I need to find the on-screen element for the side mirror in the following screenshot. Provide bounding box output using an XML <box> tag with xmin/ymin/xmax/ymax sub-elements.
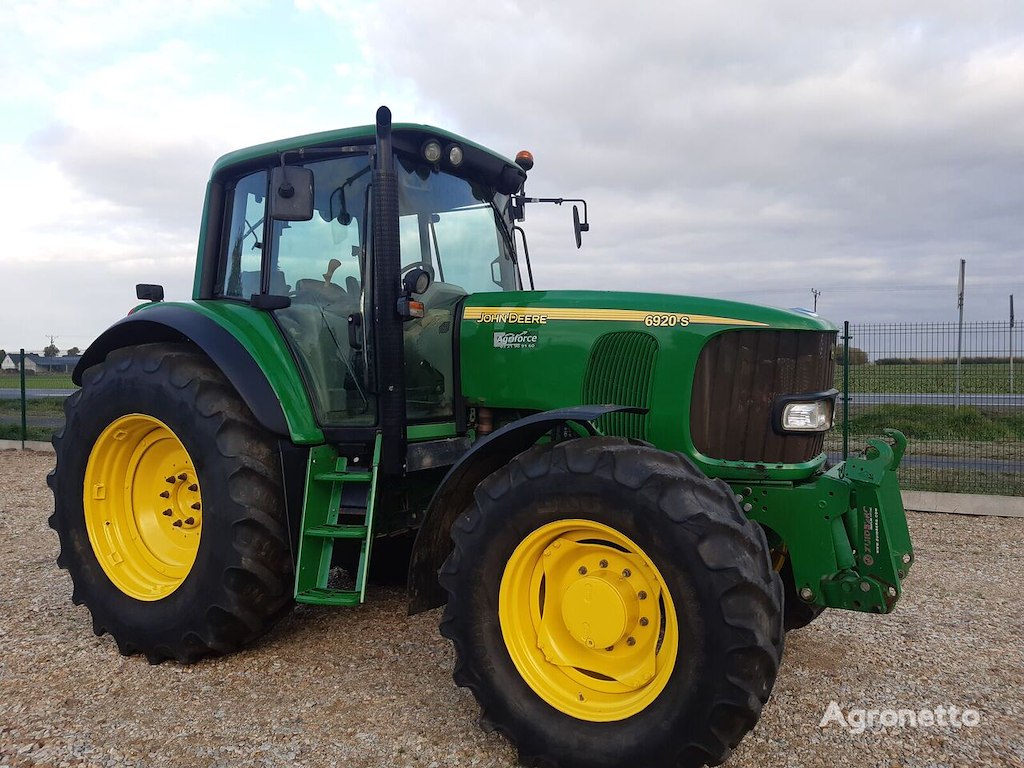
<box><xmin>136</xmin><ymin>283</ymin><xmax>164</xmax><ymax>302</ymax></box>
<box><xmin>572</xmin><ymin>204</ymin><xmax>589</xmax><ymax>249</ymax></box>
<box><xmin>269</xmin><ymin>165</ymin><xmax>314</xmax><ymax>222</ymax></box>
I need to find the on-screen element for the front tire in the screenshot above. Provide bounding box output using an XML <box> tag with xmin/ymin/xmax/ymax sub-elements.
<box><xmin>48</xmin><ymin>343</ymin><xmax>293</xmax><ymax>663</ymax></box>
<box><xmin>439</xmin><ymin>437</ymin><xmax>784</xmax><ymax>768</ymax></box>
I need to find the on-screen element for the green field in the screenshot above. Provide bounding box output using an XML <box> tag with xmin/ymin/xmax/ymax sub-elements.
<box><xmin>0</xmin><ymin>398</ymin><xmax>65</xmax><ymax>417</ymax></box>
<box><xmin>0</xmin><ymin>373</ymin><xmax>77</xmax><ymax>389</ymax></box>
<box><xmin>0</xmin><ymin>424</ymin><xmax>54</xmax><ymax>441</ymax></box>
<box><xmin>838</xmin><ymin>405</ymin><xmax>1024</xmax><ymax>441</ymax></box>
<box><xmin>836</xmin><ymin>362</ymin><xmax>1018</xmax><ymax>395</ymax></box>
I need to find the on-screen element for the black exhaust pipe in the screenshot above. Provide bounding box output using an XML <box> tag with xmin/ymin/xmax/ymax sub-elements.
<box><xmin>372</xmin><ymin>106</ymin><xmax>407</xmax><ymax>476</ymax></box>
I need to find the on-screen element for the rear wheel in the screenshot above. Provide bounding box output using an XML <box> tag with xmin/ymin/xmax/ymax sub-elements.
<box><xmin>48</xmin><ymin>343</ymin><xmax>293</xmax><ymax>663</ymax></box>
<box><xmin>440</xmin><ymin>437</ymin><xmax>784</xmax><ymax>768</ymax></box>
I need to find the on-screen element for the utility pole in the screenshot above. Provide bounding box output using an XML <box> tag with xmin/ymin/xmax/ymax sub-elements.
<box><xmin>1011</xmin><ymin>294</ymin><xmax>1015</xmax><ymax>394</ymax></box>
<box><xmin>811</xmin><ymin>288</ymin><xmax>821</xmax><ymax>313</ymax></box>
<box><xmin>954</xmin><ymin>259</ymin><xmax>965</xmax><ymax>413</ymax></box>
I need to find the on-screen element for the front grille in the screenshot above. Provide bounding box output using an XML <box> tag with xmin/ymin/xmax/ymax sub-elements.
<box><xmin>690</xmin><ymin>329</ymin><xmax>836</xmax><ymax>463</ymax></box>
<box><xmin>582</xmin><ymin>331</ymin><xmax>659</xmax><ymax>440</ymax></box>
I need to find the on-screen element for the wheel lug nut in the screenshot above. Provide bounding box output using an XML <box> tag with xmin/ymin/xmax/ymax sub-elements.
<box><xmin>638</xmin><ymin>590</ymin><xmax>648</xmax><ymax>600</ymax></box>
<box><xmin>172</xmin><ymin>520</ymin><xmax>183</xmax><ymax>527</ymax></box>
<box><xmin>184</xmin><ymin>517</ymin><xmax>195</xmax><ymax>525</ymax></box>
<box><xmin>191</xmin><ymin>502</ymin><xmax>201</xmax><ymax>510</ymax></box>
<box><xmin>159</xmin><ymin>490</ymin><xmax>170</xmax><ymax>499</ymax></box>
<box><xmin>599</xmin><ymin>559</ymin><xmax>608</xmax><ymax>569</ymax></box>
<box><xmin>177</xmin><ymin>473</ymin><xmax>188</xmax><ymax>481</ymax></box>
<box><xmin>639</xmin><ymin>617</ymin><xmax>649</xmax><ymax>627</ymax></box>
<box><xmin>162</xmin><ymin>509</ymin><xmax>173</xmax><ymax>517</ymax></box>
<box><xmin>626</xmin><ymin>637</ymin><xmax>636</xmax><ymax>646</ymax></box>
<box><xmin>165</xmin><ymin>476</ymin><xmax>176</xmax><ymax>484</ymax></box>
<box><xmin>578</xmin><ymin>566</ymin><xmax>588</xmax><ymax>575</ymax></box>
<box><xmin>622</xmin><ymin>568</ymin><xmax>632</xmax><ymax>578</ymax></box>
<box><xmin>188</xmin><ymin>484</ymin><xmax>199</xmax><ymax>492</ymax></box>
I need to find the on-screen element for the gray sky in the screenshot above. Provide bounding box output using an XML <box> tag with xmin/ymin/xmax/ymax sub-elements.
<box><xmin>2</xmin><ymin>0</ymin><xmax>1022</xmax><ymax>353</ymax></box>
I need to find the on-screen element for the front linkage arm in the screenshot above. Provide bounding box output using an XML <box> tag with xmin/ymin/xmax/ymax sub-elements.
<box><xmin>740</xmin><ymin>429</ymin><xmax>914</xmax><ymax>615</ymax></box>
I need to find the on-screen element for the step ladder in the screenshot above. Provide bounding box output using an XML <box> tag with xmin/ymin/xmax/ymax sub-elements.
<box><xmin>294</xmin><ymin>434</ymin><xmax>381</xmax><ymax>606</ymax></box>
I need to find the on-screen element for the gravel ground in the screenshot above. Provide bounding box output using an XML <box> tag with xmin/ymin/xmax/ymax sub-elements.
<box><xmin>1</xmin><ymin>448</ymin><xmax>1022</xmax><ymax>768</ymax></box>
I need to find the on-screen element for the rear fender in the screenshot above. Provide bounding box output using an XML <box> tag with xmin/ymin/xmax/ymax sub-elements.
<box><xmin>75</xmin><ymin>303</ymin><xmax>320</xmax><ymax>442</ymax></box>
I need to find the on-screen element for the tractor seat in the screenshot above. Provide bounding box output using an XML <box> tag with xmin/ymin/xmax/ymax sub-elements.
<box><xmin>294</xmin><ymin>278</ymin><xmax>347</xmax><ymax>306</ymax></box>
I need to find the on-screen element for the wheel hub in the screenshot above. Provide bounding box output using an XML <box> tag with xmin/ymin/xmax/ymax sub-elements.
<box><xmin>84</xmin><ymin>414</ymin><xmax>203</xmax><ymax>601</ymax></box>
<box><xmin>499</xmin><ymin>519</ymin><xmax>679</xmax><ymax>722</ymax></box>
<box><xmin>561</xmin><ymin>572</ymin><xmax>635</xmax><ymax>649</ymax></box>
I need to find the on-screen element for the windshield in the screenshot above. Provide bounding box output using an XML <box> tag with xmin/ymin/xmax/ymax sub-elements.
<box><xmin>396</xmin><ymin>156</ymin><xmax>519</xmax><ymax>294</ymax></box>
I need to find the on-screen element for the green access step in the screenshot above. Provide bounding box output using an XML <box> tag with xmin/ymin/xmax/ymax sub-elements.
<box><xmin>294</xmin><ymin>588</ymin><xmax>361</xmax><ymax>607</ymax></box>
<box><xmin>303</xmin><ymin>524</ymin><xmax>368</xmax><ymax>539</ymax></box>
<box><xmin>294</xmin><ymin>435</ymin><xmax>381</xmax><ymax>607</ymax></box>
<box><xmin>313</xmin><ymin>471</ymin><xmax>373</xmax><ymax>483</ymax></box>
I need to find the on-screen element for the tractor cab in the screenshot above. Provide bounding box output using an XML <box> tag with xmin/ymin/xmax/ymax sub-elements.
<box><xmin>209</xmin><ymin>119</ymin><xmax>525</xmax><ymax>433</ymax></box>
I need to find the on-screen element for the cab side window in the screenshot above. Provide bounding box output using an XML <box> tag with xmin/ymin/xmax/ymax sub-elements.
<box><xmin>216</xmin><ymin>171</ymin><xmax>267</xmax><ymax>299</ymax></box>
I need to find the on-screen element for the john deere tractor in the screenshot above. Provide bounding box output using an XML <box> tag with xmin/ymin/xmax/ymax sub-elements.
<box><xmin>49</xmin><ymin>107</ymin><xmax>912</xmax><ymax>768</ymax></box>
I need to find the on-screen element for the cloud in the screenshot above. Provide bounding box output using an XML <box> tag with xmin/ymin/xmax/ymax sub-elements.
<box><xmin>2</xmin><ymin>0</ymin><xmax>1023</xmax><ymax>352</ymax></box>
<box><xmin>352</xmin><ymin>1</ymin><xmax>1024</xmax><ymax>322</ymax></box>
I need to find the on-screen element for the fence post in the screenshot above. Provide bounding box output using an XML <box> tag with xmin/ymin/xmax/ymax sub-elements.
<box><xmin>955</xmin><ymin>259</ymin><xmax>965</xmax><ymax>412</ymax></box>
<box><xmin>19</xmin><ymin>348</ymin><xmax>27</xmax><ymax>448</ymax></box>
<box><xmin>842</xmin><ymin>321</ymin><xmax>850</xmax><ymax>461</ymax></box>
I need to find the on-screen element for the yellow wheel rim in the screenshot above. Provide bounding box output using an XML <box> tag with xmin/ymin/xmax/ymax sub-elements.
<box><xmin>499</xmin><ymin>519</ymin><xmax>679</xmax><ymax>722</ymax></box>
<box><xmin>83</xmin><ymin>414</ymin><xmax>203</xmax><ymax>601</ymax></box>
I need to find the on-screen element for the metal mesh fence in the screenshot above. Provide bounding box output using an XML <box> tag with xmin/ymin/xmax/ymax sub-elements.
<box><xmin>828</xmin><ymin>321</ymin><xmax>1023</xmax><ymax>497</ymax></box>
<box><xmin>5</xmin><ymin>327</ymin><xmax>1023</xmax><ymax>497</ymax></box>
<box><xmin>0</xmin><ymin>350</ymin><xmax>73</xmax><ymax>444</ymax></box>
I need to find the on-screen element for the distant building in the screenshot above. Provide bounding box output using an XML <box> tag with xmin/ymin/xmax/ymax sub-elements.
<box><xmin>1</xmin><ymin>353</ymin><xmax>81</xmax><ymax>373</ymax></box>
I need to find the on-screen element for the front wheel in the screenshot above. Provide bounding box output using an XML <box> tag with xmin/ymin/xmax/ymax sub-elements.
<box><xmin>440</xmin><ymin>437</ymin><xmax>784</xmax><ymax>768</ymax></box>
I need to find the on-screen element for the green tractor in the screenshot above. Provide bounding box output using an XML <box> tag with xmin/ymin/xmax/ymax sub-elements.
<box><xmin>49</xmin><ymin>107</ymin><xmax>912</xmax><ymax>768</ymax></box>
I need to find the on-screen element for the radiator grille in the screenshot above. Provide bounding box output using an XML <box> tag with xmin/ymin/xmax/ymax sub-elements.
<box><xmin>581</xmin><ymin>332</ymin><xmax>659</xmax><ymax>440</ymax></box>
<box><xmin>690</xmin><ymin>330</ymin><xmax>837</xmax><ymax>463</ymax></box>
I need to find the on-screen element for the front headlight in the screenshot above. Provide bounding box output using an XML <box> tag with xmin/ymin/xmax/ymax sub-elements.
<box><xmin>772</xmin><ymin>390</ymin><xmax>838</xmax><ymax>434</ymax></box>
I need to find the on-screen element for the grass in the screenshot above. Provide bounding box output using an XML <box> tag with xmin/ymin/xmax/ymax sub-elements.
<box><xmin>0</xmin><ymin>398</ymin><xmax>65</xmax><ymax>417</ymax></box>
<box><xmin>836</xmin><ymin>362</ymin><xmax>1018</xmax><ymax>395</ymax></box>
<box><xmin>839</xmin><ymin>405</ymin><xmax>1024</xmax><ymax>442</ymax></box>
<box><xmin>0</xmin><ymin>424</ymin><xmax>55</xmax><ymax>441</ymax></box>
<box><xmin>0</xmin><ymin>373</ymin><xmax>77</xmax><ymax>390</ymax></box>
<box><xmin>827</xmin><ymin>404</ymin><xmax>1022</xmax><ymax>496</ymax></box>
<box><xmin>894</xmin><ymin>466</ymin><xmax>1024</xmax><ymax>497</ymax></box>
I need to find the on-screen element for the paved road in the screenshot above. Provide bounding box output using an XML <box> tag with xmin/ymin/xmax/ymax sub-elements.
<box><xmin>0</xmin><ymin>388</ymin><xmax>75</xmax><ymax>399</ymax></box>
<box><xmin>846</xmin><ymin>393</ymin><xmax>1024</xmax><ymax>407</ymax></box>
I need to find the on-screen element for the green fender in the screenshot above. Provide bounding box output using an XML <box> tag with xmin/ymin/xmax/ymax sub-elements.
<box><xmin>74</xmin><ymin>300</ymin><xmax>324</xmax><ymax>445</ymax></box>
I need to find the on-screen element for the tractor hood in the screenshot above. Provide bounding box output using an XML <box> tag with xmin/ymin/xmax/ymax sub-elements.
<box><xmin>459</xmin><ymin>290</ymin><xmax>838</xmax><ymax>473</ymax></box>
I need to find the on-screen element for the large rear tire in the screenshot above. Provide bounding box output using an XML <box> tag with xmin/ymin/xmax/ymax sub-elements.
<box><xmin>439</xmin><ymin>437</ymin><xmax>784</xmax><ymax>768</ymax></box>
<box><xmin>48</xmin><ymin>343</ymin><xmax>293</xmax><ymax>663</ymax></box>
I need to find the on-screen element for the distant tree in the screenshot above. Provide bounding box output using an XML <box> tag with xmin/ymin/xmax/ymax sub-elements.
<box><xmin>66</xmin><ymin>346</ymin><xmax>81</xmax><ymax>356</ymax></box>
<box><xmin>843</xmin><ymin>346</ymin><xmax>869</xmax><ymax>365</ymax></box>
<box><xmin>0</xmin><ymin>349</ymin><xmax>6</xmax><ymax>365</ymax></box>
<box><xmin>43</xmin><ymin>343</ymin><xmax>59</xmax><ymax>358</ymax></box>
